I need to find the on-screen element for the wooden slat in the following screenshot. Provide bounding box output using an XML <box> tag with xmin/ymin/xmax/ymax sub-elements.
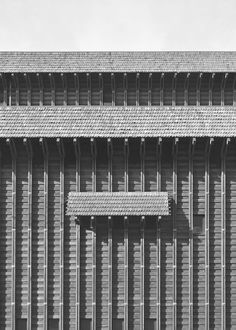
<box><xmin>87</xmin><ymin>73</ymin><xmax>91</xmax><ymax>106</ymax></box>
<box><xmin>39</xmin><ymin>138</ymin><xmax>48</xmax><ymax>330</ymax></box>
<box><xmin>221</xmin><ymin>138</ymin><xmax>230</xmax><ymax>329</ymax></box>
<box><xmin>57</xmin><ymin>139</ymin><xmax>65</xmax><ymax>330</ymax></box>
<box><xmin>23</xmin><ymin>139</ymin><xmax>32</xmax><ymax>330</ymax></box>
<box><xmin>205</xmin><ymin>138</ymin><xmax>213</xmax><ymax>330</ymax></box>
<box><xmin>107</xmin><ymin>138</ymin><xmax>112</xmax><ymax>329</ymax></box>
<box><xmin>160</xmin><ymin>73</ymin><xmax>164</xmax><ymax>106</ymax></box>
<box><xmin>172</xmin><ymin>73</ymin><xmax>177</xmax><ymax>106</ymax></box>
<box><xmin>156</xmin><ymin>138</ymin><xmax>162</xmax><ymax>328</ymax></box>
<box><xmin>124</xmin><ymin>216</ymin><xmax>128</xmax><ymax>330</ymax></box>
<box><xmin>197</xmin><ymin>73</ymin><xmax>202</xmax><ymax>106</ymax></box>
<box><xmin>221</xmin><ymin>74</ymin><xmax>228</xmax><ymax>106</ymax></box>
<box><xmin>124</xmin><ymin>74</ymin><xmax>127</xmax><ymax>106</ymax></box>
<box><xmin>0</xmin><ymin>73</ymin><xmax>7</xmax><ymax>105</ymax></box>
<box><xmin>184</xmin><ymin>73</ymin><xmax>190</xmax><ymax>106</ymax></box>
<box><xmin>49</xmin><ymin>73</ymin><xmax>55</xmax><ymax>106</ymax></box>
<box><xmin>73</xmin><ymin>138</ymin><xmax>80</xmax><ymax>329</ymax></box>
<box><xmin>189</xmin><ymin>138</ymin><xmax>196</xmax><ymax>330</ymax></box>
<box><xmin>136</xmin><ymin>73</ymin><xmax>140</xmax><ymax>106</ymax></box>
<box><xmin>91</xmin><ymin>216</ymin><xmax>96</xmax><ymax>330</ymax></box>
<box><xmin>209</xmin><ymin>74</ymin><xmax>214</xmax><ymax>106</ymax></box>
<box><xmin>7</xmin><ymin>139</ymin><xmax>16</xmax><ymax>330</ymax></box>
<box><xmin>172</xmin><ymin>138</ymin><xmax>178</xmax><ymax>330</ymax></box>
<box><xmin>148</xmin><ymin>73</ymin><xmax>152</xmax><ymax>106</ymax></box>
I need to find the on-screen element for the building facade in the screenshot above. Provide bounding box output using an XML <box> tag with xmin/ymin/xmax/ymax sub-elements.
<box><xmin>0</xmin><ymin>52</ymin><xmax>236</xmax><ymax>329</ymax></box>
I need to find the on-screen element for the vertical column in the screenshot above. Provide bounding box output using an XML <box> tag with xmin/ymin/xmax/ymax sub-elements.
<box><xmin>73</xmin><ymin>138</ymin><xmax>80</xmax><ymax>329</ymax></box>
<box><xmin>233</xmin><ymin>76</ymin><xmax>236</xmax><ymax>106</ymax></box>
<box><xmin>87</xmin><ymin>73</ymin><xmax>91</xmax><ymax>106</ymax></box>
<box><xmin>12</xmin><ymin>74</ymin><xmax>19</xmax><ymax>105</ymax></box>
<box><xmin>56</xmin><ymin>139</ymin><xmax>65</xmax><ymax>330</ymax></box>
<box><xmin>140</xmin><ymin>139</ymin><xmax>145</xmax><ymax>329</ymax></box>
<box><xmin>189</xmin><ymin>138</ymin><xmax>196</xmax><ymax>330</ymax></box>
<box><xmin>172</xmin><ymin>138</ymin><xmax>178</xmax><ymax>330</ymax></box>
<box><xmin>196</xmin><ymin>73</ymin><xmax>202</xmax><ymax>106</ymax></box>
<box><xmin>221</xmin><ymin>74</ymin><xmax>228</xmax><ymax>106</ymax></box>
<box><xmin>209</xmin><ymin>74</ymin><xmax>214</xmax><ymax>106</ymax></box>
<box><xmin>99</xmin><ymin>73</ymin><xmax>103</xmax><ymax>105</ymax></box>
<box><xmin>221</xmin><ymin>138</ymin><xmax>229</xmax><ymax>329</ymax></box>
<box><xmin>172</xmin><ymin>73</ymin><xmax>177</xmax><ymax>106</ymax></box>
<box><xmin>49</xmin><ymin>73</ymin><xmax>55</xmax><ymax>106</ymax></box>
<box><xmin>91</xmin><ymin>138</ymin><xmax>96</xmax><ymax>330</ymax></box>
<box><xmin>7</xmin><ymin>139</ymin><xmax>16</xmax><ymax>330</ymax></box>
<box><xmin>40</xmin><ymin>138</ymin><xmax>48</xmax><ymax>330</ymax></box>
<box><xmin>160</xmin><ymin>73</ymin><xmax>164</xmax><ymax>106</ymax></box>
<box><xmin>140</xmin><ymin>216</ymin><xmax>145</xmax><ymax>330</ymax></box>
<box><xmin>61</xmin><ymin>74</ymin><xmax>67</xmax><ymax>106</ymax></box>
<box><xmin>124</xmin><ymin>74</ymin><xmax>127</xmax><ymax>106</ymax></box>
<box><xmin>124</xmin><ymin>138</ymin><xmax>129</xmax><ymax>330</ymax></box>
<box><xmin>204</xmin><ymin>138</ymin><xmax>213</xmax><ymax>330</ymax></box>
<box><xmin>0</xmin><ymin>73</ymin><xmax>7</xmax><ymax>105</ymax></box>
<box><xmin>111</xmin><ymin>73</ymin><xmax>115</xmax><ymax>106</ymax></box>
<box><xmin>157</xmin><ymin>138</ymin><xmax>162</xmax><ymax>329</ymax></box>
<box><xmin>37</xmin><ymin>73</ymin><xmax>43</xmax><ymax>106</ymax></box>
<box><xmin>107</xmin><ymin>138</ymin><xmax>113</xmax><ymax>329</ymax></box>
<box><xmin>24</xmin><ymin>139</ymin><xmax>33</xmax><ymax>330</ymax></box>
<box><xmin>74</xmin><ymin>73</ymin><xmax>79</xmax><ymax>106</ymax></box>
<box><xmin>148</xmin><ymin>73</ymin><xmax>152</xmax><ymax>106</ymax></box>
<box><xmin>136</xmin><ymin>73</ymin><xmax>140</xmax><ymax>106</ymax></box>
<box><xmin>184</xmin><ymin>73</ymin><xmax>190</xmax><ymax>106</ymax></box>
<box><xmin>25</xmin><ymin>73</ymin><xmax>31</xmax><ymax>106</ymax></box>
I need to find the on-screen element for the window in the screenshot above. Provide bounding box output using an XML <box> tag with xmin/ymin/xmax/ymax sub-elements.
<box><xmin>193</xmin><ymin>215</ymin><xmax>204</xmax><ymax>235</ymax></box>
<box><xmin>48</xmin><ymin>319</ymin><xmax>59</xmax><ymax>330</ymax></box>
<box><xmin>16</xmin><ymin>319</ymin><xmax>27</xmax><ymax>330</ymax></box>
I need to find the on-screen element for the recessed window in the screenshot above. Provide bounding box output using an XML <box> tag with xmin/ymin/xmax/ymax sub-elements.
<box><xmin>48</xmin><ymin>319</ymin><xmax>59</xmax><ymax>330</ymax></box>
<box><xmin>80</xmin><ymin>318</ymin><xmax>92</xmax><ymax>330</ymax></box>
<box><xmin>113</xmin><ymin>319</ymin><xmax>124</xmax><ymax>330</ymax></box>
<box><xmin>16</xmin><ymin>319</ymin><xmax>27</xmax><ymax>330</ymax></box>
<box><xmin>193</xmin><ymin>215</ymin><xmax>204</xmax><ymax>235</ymax></box>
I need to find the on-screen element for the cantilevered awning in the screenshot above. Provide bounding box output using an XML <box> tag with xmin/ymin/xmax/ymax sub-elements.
<box><xmin>67</xmin><ymin>192</ymin><xmax>169</xmax><ymax>216</ymax></box>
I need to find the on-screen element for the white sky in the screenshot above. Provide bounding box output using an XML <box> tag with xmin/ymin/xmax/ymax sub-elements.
<box><xmin>0</xmin><ymin>0</ymin><xmax>235</xmax><ymax>51</ymax></box>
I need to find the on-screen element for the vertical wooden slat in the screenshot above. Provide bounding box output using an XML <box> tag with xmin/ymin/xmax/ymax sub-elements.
<box><xmin>49</xmin><ymin>73</ymin><xmax>55</xmax><ymax>106</ymax></box>
<box><xmin>189</xmin><ymin>138</ymin><xmax>196</xmax><ymax>329</ymax></box>
<box><xmin>107</xmin><ymin>138</ymin><xmax>113</xmax><ymax>329</ymax></box>
<box><xmin>184</xmin><ymin>73</ymin><xmax>190</xmax><ymax>106</ymax></box>
<box><xmin>7</xmin><ymin>139</ymin><xmax>16</xmax><ymax>330</ymax></box>
<box><xmin>91</xmin><ymin>138</ymin><xmax>96</xmax><ymax>330</ymax></box>
<box><xmin>37</xmin><ymin>73</ymin><xmax>43</xmax><ymax>106</ymax></box>
<box><xmin>74</xmin><ymin>73</ymin><xmax>79</xmax><ymax>106</ymax></box>
<box><xmin>124</xmin><ymin>73</ymin><xmax>127</xmax><ymax>106</ymax></box>
<box><xmin>23</xmin><ymin>139</ymin><xmax>32</xmax><ymax>330</ymax></box>
<box><xmin>196</xmin><ymin>73</ymin><xmax>202</xmax><ymax>106</ymax></box>
<box><xmin>221</xmin><ymin>138</ymin><xmax>229</xmax><ymax>329</ymax></box>
<box><xmin>39</xmin><ymin>138</ymin><xmax>48</xmax><ymax>330</ymax></box>
<box><xmin>205</xmin><ymin>138</ymin><xmax>213</xmax><ymax>330</ymax></box>
<box><xmin>173</xmin><ymin>138</ymin><xmax>178</xmax><ymax>330</ymax></box>
<box><xmin>73</xmin><ymin>138</ymin><xmax>80</xmax><ymax>329</ymax></box>
<box><xmin>148</xmin><ymin>73</ymin><xmax>152</xmax><ymax>106</ymax></box>
<box><xmin>56</xmin><ymin>139</ymin><xmax>65</xmax><ymax>330</ymax></box>
<box><xmin>221</xmin><ymin>74</ymin><xmax>228</xmax><ymax>106</ymax></box>
<box><xmin>156</xmin><ymin>138</ymin><xmax>162</xmax><ymax>328</ymax></box>
<box><xmin>124</xmin><ymin>216</ymin><xmax>128</xmax><ymax>330</ymax></box>
<box><xmin>99</xmin><ymin>73</ymin><xmax>103</xmax><ymax>105</ymax></box>
<box><xmin>136</xmin><ymin>73</ymin><xmax>140</xmax><ymax>106</ymax></box>
<box><xmin>111</xmin><ymin>73</ymin><xmax>115</xmax><ymax>106</ymax></box>
<box><xmin>12</xmin><ymin>74</ymin><xmax>19</xmax><ymax>106</ymax></box>
<box><xmin>140</xmin><ymin>216</ymin><xmax>145</xmax><ymax>330</ymax></box>
<box><xmin>87</xmin><ymin>73</ymin><xmax>91</xmax><ymax>106</ymax></box>
<box><xmin>124</xmin><ymin>138</ymin><xmax>129</xmax><ymax>330</ymax></box>
<box><xmin>160</xmin><ymin>73</ymin><xmax>164</xmax><ymax>106</ymax></box>
<box><xmin>233</xmin><ymin>76</ymin><xmax>236</xmax><ymax>106</ymax></box>
<box><xmin>140</xmin><ymin>138</ymin><xmax>145</xmax><ymax>329</ymax></box>
<box><xmin>1</xmin><ymin>73</ymin><xmax>7</xmax><ymax>105</ymax></box>
<box><xmin>172</xmin><ymin>73</ymin><xmax>177</xmax><ymax>106</ymax></box>
<box><xmin>61</xmin><ymin>73</ymin><xmax>67</xmax><ymax>105</ymax></box>
<box><xmin>209</xmin><ymin>74</ymin><xmax>214</xmax><ymax>106</ymax></box>
<box><xmin>24</xmin><ymin>74</ymin><xmax>31</xmax><ymax>106</ymax></box>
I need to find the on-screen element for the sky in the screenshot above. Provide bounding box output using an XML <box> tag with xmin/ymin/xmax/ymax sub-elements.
<box><xmin>0</xmin><ymin>0</ymin><xmax>235</xmax><ymax>51</ymax></box>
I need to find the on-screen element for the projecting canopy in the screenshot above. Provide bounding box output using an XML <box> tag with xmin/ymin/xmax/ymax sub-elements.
<box><xmin>66</xmin><ymin>192</ymin><xmax>169</xmax><ymax>217</ymax></box>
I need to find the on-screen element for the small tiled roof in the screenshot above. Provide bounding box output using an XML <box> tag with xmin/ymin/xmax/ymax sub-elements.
<box><xmin>0</xmin><ymin>52</ymin><xmax>236</xmax><ymax>72</ymax></box>
<box><xmin>1</xmin><ymin>106</ymin><xmax>236</xmax><ymax>137</ymax></box>
<box><xmin>66</xmin><ymin>192</ymin><xmax>169</xmax><ymax>216</ymax></box>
